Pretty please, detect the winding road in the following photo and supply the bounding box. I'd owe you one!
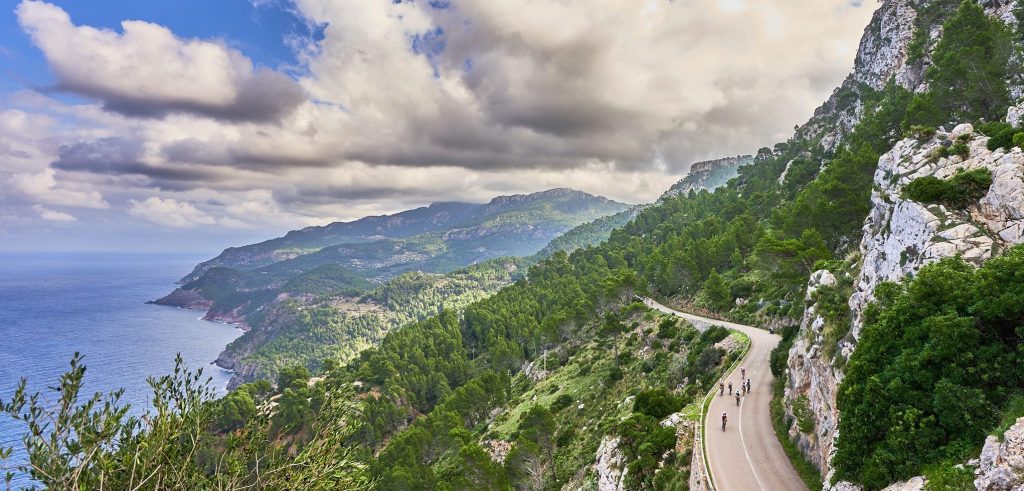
[643,298,808,491]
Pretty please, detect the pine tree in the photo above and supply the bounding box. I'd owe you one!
[701,270,732,311]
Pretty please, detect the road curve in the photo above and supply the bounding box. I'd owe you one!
[643,298,808,491]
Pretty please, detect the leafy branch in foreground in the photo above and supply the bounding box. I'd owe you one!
[1,353,369,491]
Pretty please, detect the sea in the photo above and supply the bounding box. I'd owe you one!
[0,252,241,487]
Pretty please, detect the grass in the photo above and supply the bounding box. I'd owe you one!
[995,393,1024,440]
[769,372,823,490]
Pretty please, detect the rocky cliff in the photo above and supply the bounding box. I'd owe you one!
[794,0,922,153]
[781,0,1024,486]
[661,156,752,199]
[787,107,1024,488]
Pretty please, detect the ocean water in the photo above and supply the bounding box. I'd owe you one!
[0,253,241,486]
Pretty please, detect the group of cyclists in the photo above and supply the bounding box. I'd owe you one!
[718,367,753,430]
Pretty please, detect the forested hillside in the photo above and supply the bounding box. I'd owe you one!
[5,0,1024,489]
[178,188,627,283]
[216,257,528,388]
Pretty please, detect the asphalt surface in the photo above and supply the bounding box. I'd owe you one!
[644,298,809,491]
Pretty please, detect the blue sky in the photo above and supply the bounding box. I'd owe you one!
[3,0,307,75]
[0,0,874,254]
[0,0,315,93]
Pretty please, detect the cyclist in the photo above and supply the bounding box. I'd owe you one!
[741,367,745,379]
[721,412,728,430]
[728,381,733,394]
[747,378,752,392]
[719,381,724,395]
[735,393,741,406]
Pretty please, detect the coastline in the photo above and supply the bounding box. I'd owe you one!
[148,300,248,391]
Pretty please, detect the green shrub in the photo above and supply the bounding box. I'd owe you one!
[984,123,1017,150]
[656,317,680,339]
[618,413,678,488]
[770,325,799,378]
[922,461,974,491]
[949,142,969,158]
[834,248,1024,488]
[995,394,1024,439]
[633,388,684,419]
[902,168,993,208]
[793,395,815,434]
[908,125,937,141]
[550,394,573,412]
[606,366,624,383]
[1013,132,1024,148]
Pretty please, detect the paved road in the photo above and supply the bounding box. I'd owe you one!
[643,298,809,491]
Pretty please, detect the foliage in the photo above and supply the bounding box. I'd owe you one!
[0,354,369,490]
[979,121,1017,151]
[226,258,528,383]
[810,272,855,362]
[834,248,1024,488]
[904,1,1013,128]
[618,413,677,489]
[700,270,732,311]
[922,461,975,491]
[902,168,993,208]
[770,369,824,490]
[633,388,684,419]
[537,205,644,257]
[995,394,1024,439]
[793,395,815,434]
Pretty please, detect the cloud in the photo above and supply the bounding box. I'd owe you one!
[4,0,878,244]
[15,0,306,122]
[32,204,76,221]
[10,168,109,208]
[51,137,233,189]
[128,196,217,228]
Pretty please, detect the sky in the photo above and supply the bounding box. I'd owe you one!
[0,0,875,253]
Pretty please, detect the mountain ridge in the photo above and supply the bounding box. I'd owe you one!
[179,187,627,284]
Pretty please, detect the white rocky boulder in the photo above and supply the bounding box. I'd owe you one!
[975,417,1024,491]
[595,436,627,491]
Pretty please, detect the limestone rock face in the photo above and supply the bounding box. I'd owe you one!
[881,477,927,491]
[849,123,1024,334]
[688,429,708,491]
[852,0,921,91]
[975,418,1024,491]
[786,270,843,473]
[595,437,627,491]
[788,118,1024,487]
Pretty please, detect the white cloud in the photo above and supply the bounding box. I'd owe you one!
[16,0,304,122]
[3,0,878,242]
[128,196,217,228]
[31,204,76,221]
[10,168,109,209]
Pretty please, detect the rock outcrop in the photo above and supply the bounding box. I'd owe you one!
[595,436,627,491]
[787,116,1024,487]
[851,0,921,91]
[850,123,1024,331]
[796,0,923,152]
[785,270,844,474]
[975,418,1024,491]
[661,156,752,199]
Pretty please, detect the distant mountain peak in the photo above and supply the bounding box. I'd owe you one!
[661,155,752,199]
[178,188,627,284]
